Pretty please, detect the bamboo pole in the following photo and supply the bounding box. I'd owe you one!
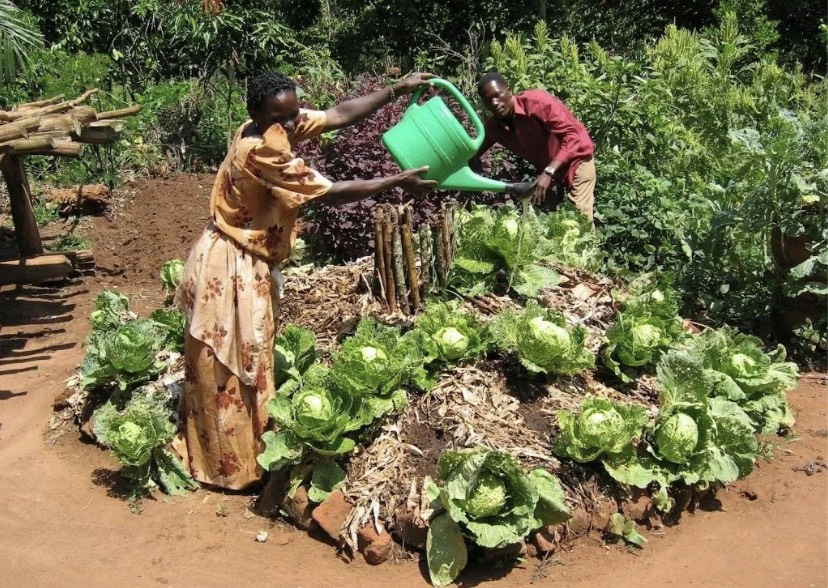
[0,117,41,142]
[69,88,100,106]
[0,126,29,143]
[0,155,42,256]
[390,206,410,315]
[28,130,73,141]
[441,203,453,272]
[446,205,456,263]
[74,123,123,145]
[374,207,389,304]
[382,204,397,313]
[400,205,421,309]
[67,106,98,124]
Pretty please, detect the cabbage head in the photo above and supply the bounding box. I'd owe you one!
[728,352,759,378]
[579,405,627,449]
[633,323,663,348]
[108,319,166,374]
[655,413,699,464]
[412,300,491,365]
[112,421,152,466]
[295,388,334,429]
[602,311,682,382]
[463,472,507,519]
[689,326,799,400]
[529,316,571,349]
[554,397,648,463]
[493,302,594,375]
[360,346,387,362]
[435,327,469,361]
[501,217,520,238]
[160,259,184,291]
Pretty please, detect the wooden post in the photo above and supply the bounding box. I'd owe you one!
[400,205,421,309]
[0,155,43,256]
[374,207,389,304]
[382,204,397,313]
[419,225,432,296]
[433,212,448,289]
[441,203,453,271]
[389,206,410,315]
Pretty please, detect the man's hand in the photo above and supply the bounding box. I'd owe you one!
[395,166,438,195]
[532,172,552,206]
[395,73,436,96]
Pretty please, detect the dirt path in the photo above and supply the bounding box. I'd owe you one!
[1,175,826,588]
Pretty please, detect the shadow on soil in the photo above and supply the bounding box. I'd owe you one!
[92,468,144,502]
[415,553,514,588]
[0,285,85,376]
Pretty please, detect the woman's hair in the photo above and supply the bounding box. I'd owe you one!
[246,72,297,112]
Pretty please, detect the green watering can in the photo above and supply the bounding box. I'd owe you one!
[382,78,536,194]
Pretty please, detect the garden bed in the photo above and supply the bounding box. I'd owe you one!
[54,204,802,587]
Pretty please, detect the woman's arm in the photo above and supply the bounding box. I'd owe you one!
[323,73,435,132]
[317,166,437,207]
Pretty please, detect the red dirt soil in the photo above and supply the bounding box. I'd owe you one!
[1,174,826,588]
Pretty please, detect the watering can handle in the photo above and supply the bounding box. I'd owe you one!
[408,78,486,150]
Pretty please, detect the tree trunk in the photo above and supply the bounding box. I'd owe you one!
[0,155,43,256]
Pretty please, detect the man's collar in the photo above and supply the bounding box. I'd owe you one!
[511,94,526,116]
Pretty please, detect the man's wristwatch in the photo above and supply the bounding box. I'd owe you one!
[543,165,557,176]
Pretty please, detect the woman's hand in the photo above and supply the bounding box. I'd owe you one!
[394,73,436,95]
[395,166,438,193]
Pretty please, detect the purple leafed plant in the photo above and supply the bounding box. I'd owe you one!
[296,76,532,261]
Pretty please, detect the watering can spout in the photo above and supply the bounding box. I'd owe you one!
[440,165,509,193]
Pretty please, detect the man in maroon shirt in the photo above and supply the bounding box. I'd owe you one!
[473,72,596,225]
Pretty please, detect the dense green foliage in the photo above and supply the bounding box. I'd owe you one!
[3,1,824,356]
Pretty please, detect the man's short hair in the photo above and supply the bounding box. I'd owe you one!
[477,71,508,94]
[246,71,297,112]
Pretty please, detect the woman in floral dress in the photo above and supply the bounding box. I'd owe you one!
[174,71,435,489]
